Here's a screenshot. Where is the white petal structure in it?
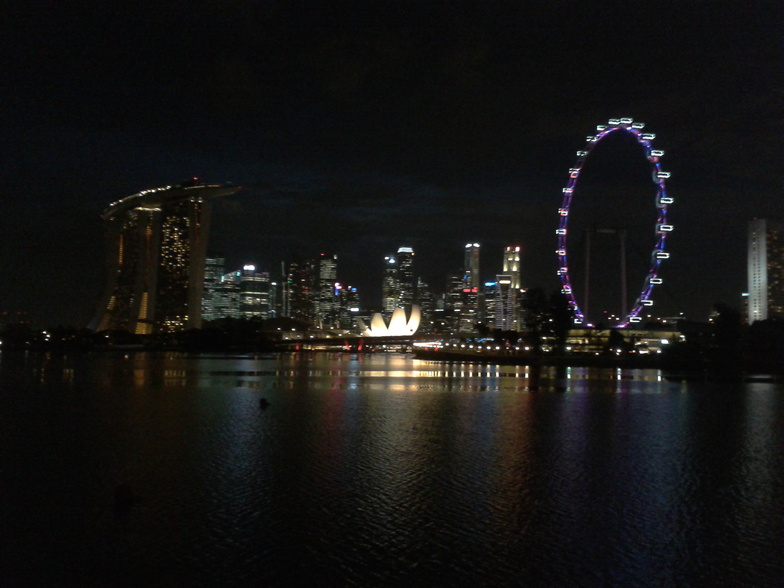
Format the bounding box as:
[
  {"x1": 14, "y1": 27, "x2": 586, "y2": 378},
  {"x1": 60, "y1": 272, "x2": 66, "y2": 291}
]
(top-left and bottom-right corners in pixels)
[{"x1": 358, "y1": 305, "x2": 420, "y2": 336}]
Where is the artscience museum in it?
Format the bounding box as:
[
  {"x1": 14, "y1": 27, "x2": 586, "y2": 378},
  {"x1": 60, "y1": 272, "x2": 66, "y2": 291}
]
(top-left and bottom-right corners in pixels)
[{"x1": 358, "y1": 305, "x2": 421, "y2": 337}]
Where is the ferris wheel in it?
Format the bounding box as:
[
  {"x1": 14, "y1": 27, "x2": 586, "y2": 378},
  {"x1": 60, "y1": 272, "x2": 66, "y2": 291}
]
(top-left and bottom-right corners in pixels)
[{"x1": 556, "y1": 118, "x2": 673, "y2": 328}]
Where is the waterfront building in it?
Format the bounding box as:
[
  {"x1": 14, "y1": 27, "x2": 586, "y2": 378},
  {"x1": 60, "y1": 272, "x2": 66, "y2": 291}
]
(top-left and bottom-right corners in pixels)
[
  {"x1": 464, "y1": 243, "x2": 480, "y2": 289},
  {"x1": 90, "y1": 180, "x2": 240, "y2": 334},
  {"x1": 748, "y1": 219, "x2": 784, "y2": 322}
]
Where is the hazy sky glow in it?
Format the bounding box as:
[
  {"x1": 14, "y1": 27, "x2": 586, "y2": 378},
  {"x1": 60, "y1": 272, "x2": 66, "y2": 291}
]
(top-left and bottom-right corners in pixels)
[{"x1": 1, "y1": 2, "x2": 780, "y2": 326}]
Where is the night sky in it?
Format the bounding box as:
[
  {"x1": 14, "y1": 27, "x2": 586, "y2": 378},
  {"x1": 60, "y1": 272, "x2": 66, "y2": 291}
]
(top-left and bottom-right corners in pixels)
[{"x1": 2, "y1": 1, "x2": 781, "y2": 327}]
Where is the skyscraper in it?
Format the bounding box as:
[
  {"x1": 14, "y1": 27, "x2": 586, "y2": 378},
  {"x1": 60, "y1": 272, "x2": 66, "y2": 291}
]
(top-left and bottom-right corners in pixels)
[
  {"x1": 396, "y1": 247, "x2": 415, "y2": 310},
  {"x1": 239, "y1": 265, "x2": 271, "y2": 320},
  {"x1": 202, "y1": 253, "x2": 226, "y2": 322},
  {"x1": 382, "y1": 255, "x2": 398, "y2": 314},
  {"x1": 464, "y1": 243, "x2": 480, "y2": 289},
  {"x1": 503, "y1": 246, "x2": 522, "y2": 289},
  {"x1": 315, "y1": 253, "x2": 338, "y2": 328},
  {"x1": 494, "y1": 275, "x2": 515, "y2": 330},
  {"x1": 90, "y1": 180, "x2": 240, "y2": 334},
  {"x1": 286, "y1": 259, "x2": 317, "y2": 324},
  {"x1": 748, "y1": 219, "x2": 784, "y2": 322}
]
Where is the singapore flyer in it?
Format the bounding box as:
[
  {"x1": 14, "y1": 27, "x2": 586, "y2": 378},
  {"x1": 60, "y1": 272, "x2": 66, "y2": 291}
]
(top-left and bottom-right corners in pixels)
[{"x1": 556, "y1": 118, "x2": 673, "y2": 328}]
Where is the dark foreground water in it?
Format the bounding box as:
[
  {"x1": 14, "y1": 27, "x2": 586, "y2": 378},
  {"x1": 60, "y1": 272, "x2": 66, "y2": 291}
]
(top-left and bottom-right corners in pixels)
[{"x1": 1, "y1": 352, "x2": 783, "y2": 587}]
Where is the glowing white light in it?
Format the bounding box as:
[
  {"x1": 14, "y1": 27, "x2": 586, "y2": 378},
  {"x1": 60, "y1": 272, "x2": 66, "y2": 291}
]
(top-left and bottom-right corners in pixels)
[
  {"x1": 608, "y1": 118, "x2": 620, "y2": 125},
  {"x1": 632, "y1": 122, "x2": 645, "y2": 129},
  {"x1": 655, "y1": 252, "x2": 670, "y2": 259},
  {"x1": 358, "y1": 305, "x2": 420, "y2": 337},
  {"x1": 620, "y1": 117, "x2": 633, "y2": 124},
  {"x1": 642, "y1": 133, "x2": 656, "y2": 140},
  {"x1": 642, "y1": 299, "x2": 654, "y2": 306},
  {"x1": 651, "y1": 149, "x2": 664, "y2": 157},
  {"x1": 657, "y1": 171, "x2": 671, "y2": 179},
  {"x1": 660, "y1": 197, "x2": 674, "y2": 204},
  {"x1": 556, "y1": 228, "x2": 566, "y2": 235},
  {"x1": 650, "y1": 277, "x2": 663, "y2": 284},
  {"x1": 657, "y1": 224, "x2": 674, "y2": 232},
  {"x1": 243, "y1": 265, "x2": 256, "y2": 271}
]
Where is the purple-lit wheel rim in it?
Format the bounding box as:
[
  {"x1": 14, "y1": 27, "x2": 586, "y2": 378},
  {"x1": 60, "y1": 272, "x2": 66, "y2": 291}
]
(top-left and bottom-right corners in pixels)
[{"x1": 557, "y1": 118, "x2": 672, "y2": 328}]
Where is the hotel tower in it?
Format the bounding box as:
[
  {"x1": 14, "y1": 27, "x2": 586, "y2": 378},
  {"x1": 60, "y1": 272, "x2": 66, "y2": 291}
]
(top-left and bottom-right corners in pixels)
[{"x1": 90, "y1": 180, "x2": 240, "y2": 334}]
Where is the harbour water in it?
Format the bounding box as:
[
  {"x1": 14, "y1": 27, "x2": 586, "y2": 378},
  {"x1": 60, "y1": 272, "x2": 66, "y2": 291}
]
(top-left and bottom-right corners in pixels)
[{"x1": 2, "y1": 352, "x2": 783, "y2": 586}]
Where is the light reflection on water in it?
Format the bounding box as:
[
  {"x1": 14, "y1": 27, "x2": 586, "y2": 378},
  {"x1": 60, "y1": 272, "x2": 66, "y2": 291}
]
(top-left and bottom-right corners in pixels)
[{"x1": 1, "y1": 351, "x2": 782, "y2": 586}]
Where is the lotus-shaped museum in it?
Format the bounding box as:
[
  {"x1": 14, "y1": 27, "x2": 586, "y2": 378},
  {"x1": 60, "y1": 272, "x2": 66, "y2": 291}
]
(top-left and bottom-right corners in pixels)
[{"x1": 358, "y1": 305, "x2": 420, "y2": 336}]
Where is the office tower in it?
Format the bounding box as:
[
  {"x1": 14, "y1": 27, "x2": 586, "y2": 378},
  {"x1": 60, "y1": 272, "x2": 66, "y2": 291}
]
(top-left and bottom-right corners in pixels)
[
  {"x1": 748, "y1": 219, "x2": 784, "y2": 322},
  {"x1": 443, "y1": 270, "x2": 466, "y2": 336},
  {"x1": 202, "y1": 253, "x2": 226, "y2": 322},
  {"x1": 481, "y1": 281, "x2": 498, "y2": 327},
  {"x1": 315, "y1": 253, "x2": 338, "y2": 327},
  {"x1": 287, "y1": 260, "x2": 317, "y2": 323},
  {"x1": 396, "y1": 247, "x2": 415, "y2": 309},
  {"x1": 382, "y1": 255, "x2": 398, "y2": 313},
  {"x1": 336, "y1": 283, "x2": 360, "y2": 329},
  {"x1": 213, "y1": 271, "x2": 242, "y2": 320},
  {"x1": 503, "y1": 246, "x2": 522, "y2": 289},
  {"x1": 494, "y1": 275, "x2": 515, "y2": 330},
  {"x1": 464, "y1": 243, "x2": 480, "y2": 289},
  {"x1": 239, "y1": 265, "x2": 271, "y2": 320},
  {"x1": 458, "y1": 287, "x2": 479, "y2": 335},
  {"x1": 90, "y1": 180, "x2": 240, "y2": 334},
  {"x1": 416, "y1": 277, "x2": 435, "y2": 332}
]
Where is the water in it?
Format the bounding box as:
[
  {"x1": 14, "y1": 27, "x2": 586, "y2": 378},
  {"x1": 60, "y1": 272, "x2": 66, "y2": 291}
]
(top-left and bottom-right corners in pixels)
[{"x1": 2, "y1": 352, "x2": 783, "y2": 586}]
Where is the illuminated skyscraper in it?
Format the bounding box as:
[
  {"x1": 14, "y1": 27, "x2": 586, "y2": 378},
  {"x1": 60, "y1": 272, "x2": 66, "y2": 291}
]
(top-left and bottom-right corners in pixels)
[
  {"x1": 239, "y1": 265, "x2": 271, "y2": 320},
  {"x1": 464, "y1": 243, "x2": 480, "y2": 289},
  {"x1": 90, "y1": 181, "x2": 240, "y2": 334},
  {"x1": 382, "y1": 255, "x2": 398, "y2": 313},
  {"x1": 503, "y1": 246, "x2": 521, "y2": 289},
  {"x1": 494, "y1": 275, "x2": 515, "y2": 330},
  {"x1": 286, "y1": 259, "x2": 317, "y2": 323},
  {"x1": 202, "y1": 253, "x2": 226, "y2": 322},
  {"x1": 316, "y1": 253, "x2": 338, "y2": 328},
  {"x1": 396, "y1": 247, "x2": 415, "y2": 309},
  {"x1": 748, "y1": 219, "x2": 784, "y2": 322}
]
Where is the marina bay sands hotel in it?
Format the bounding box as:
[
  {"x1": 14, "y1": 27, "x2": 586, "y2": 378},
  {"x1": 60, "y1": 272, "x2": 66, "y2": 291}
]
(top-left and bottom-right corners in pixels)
[{"x1": 90, "y1": 180, "x2": 240, "y2": 334}]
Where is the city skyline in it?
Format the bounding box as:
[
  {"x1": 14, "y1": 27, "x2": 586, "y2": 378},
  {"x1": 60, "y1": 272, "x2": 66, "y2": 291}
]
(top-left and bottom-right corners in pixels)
[{"x1": 1, "y1": 3, "x2": 780, "y2": 327}]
